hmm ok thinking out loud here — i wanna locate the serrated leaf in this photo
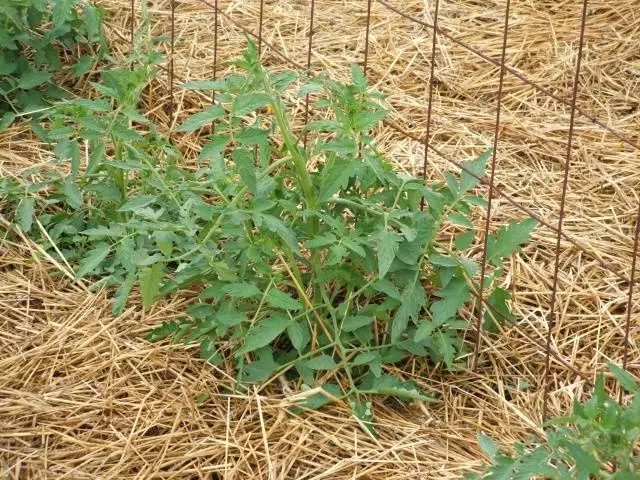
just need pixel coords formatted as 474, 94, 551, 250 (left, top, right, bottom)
242, 348, 280, 383
455, 231, 475, 250
449, 212, 473, 228
460, 149, 490, 193
477, 433, 501, 460
154, 231, 174, 257
235, 314, 289, 356
376, 229, 401, 279
483, 287, 515, 333
301, 383, 342, 410
16, 197, 35, 232
287, 320, 310, 351
112, 273, 135, 316
18, 69, 52, 89
350, 63, 367, 89
199, 134, 229, 161
0, 112, 16, 133
179, 79, 229, 90
353, 351, 379, 366
62, 176, 83, 209
177, 105, 224, 132
232, 148, 256, 194
261, 214, 300, 255
607, 362, 638, 393
118, 195, 157, 212
391, 279, 426, 343
139, 262, 164, 308
75, 243, 111, 280
145, 320, 182, 342
265, 288, 302, 311
235, 127, 268, 145
343, 315, 374, 332
223, 282, 261, 298
216, 310, 248, 327
305, 355, 337, 370
487, 218, 538, 266
430, 278, 469, 326
232, 93, 272, 116
306, 233, 336, 249
319, 159, 357, 201
360, 375, 437, 403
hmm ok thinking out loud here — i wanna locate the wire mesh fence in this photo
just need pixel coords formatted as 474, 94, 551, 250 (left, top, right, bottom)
131, 0, 640, 421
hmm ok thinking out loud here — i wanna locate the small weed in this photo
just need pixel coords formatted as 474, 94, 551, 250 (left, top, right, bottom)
470, 363, 640, 479
0, 0, 107, 128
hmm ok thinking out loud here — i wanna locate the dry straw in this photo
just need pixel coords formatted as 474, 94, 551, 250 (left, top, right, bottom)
1, 0, 639, 478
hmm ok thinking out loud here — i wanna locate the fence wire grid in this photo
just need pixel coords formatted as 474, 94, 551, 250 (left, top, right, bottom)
127, 0, 640, 421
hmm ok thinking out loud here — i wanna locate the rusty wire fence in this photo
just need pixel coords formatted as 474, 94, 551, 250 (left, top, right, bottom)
127, 0, 640, 420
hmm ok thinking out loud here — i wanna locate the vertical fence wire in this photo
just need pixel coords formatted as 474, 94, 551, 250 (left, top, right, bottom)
168, 0, 176, 134
471, 0, 512, 370
303, 0, 316, 146
419, 0, 440, 212
363, 0, 373, 76
258, 0, 265, 58
622, 203, 640, 371
130, 0, 135, 45
542, 0, 589, 421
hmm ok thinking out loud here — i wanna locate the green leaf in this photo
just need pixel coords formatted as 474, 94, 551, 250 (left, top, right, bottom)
62, 176, 83, 209
391, 279, 426, 343
232, 148, 256, 194
261, 214, 301, 255
0, 112, 16, 133
242, 348, 280, 383
376, 229, 401, 279
487, 218, 538, 266
145, 321, 182, 342
179, 80, 229, 90
319, 159, 357, 201
301, 383, 342, 410
477, 433, 500, 460
154, 231, 174, 257
176, 105, 224, 132
343, 315, 374, 332
448, 212, 473, 228
112, 274, 135, 316
483, 287, 515, 333
350, 63, 368, 89
18, 69, 52, 89
460, 149, 490, 193
305, 355, 337, 370
75, 243, 111, 280
454, 231, 475, 250
430, 254, 459, 267
430, 278, 469, 326
232, 93, 272, 116
360, 375, 437, 403
16, 197, 35, 232
139, 262, 164, 308
608, 362, 638, 393
223, 282, 261, 298
265, 288, 302, 311
199, 134, 229, 161
353, 351, 380, 366
235, 314, 289, 356
235, 127, 268, 145
306, 233, 336, 249
217, 310, 248, 327
117, 195, 157, 212
287, 320, 310, 351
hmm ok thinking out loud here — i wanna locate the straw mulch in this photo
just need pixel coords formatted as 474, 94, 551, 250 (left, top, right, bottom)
1, 0, 639, 478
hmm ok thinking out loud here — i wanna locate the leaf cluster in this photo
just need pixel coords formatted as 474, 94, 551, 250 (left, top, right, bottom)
471, 364, 640, 479
0, 38, 537, 426
0, 0, 107, 128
